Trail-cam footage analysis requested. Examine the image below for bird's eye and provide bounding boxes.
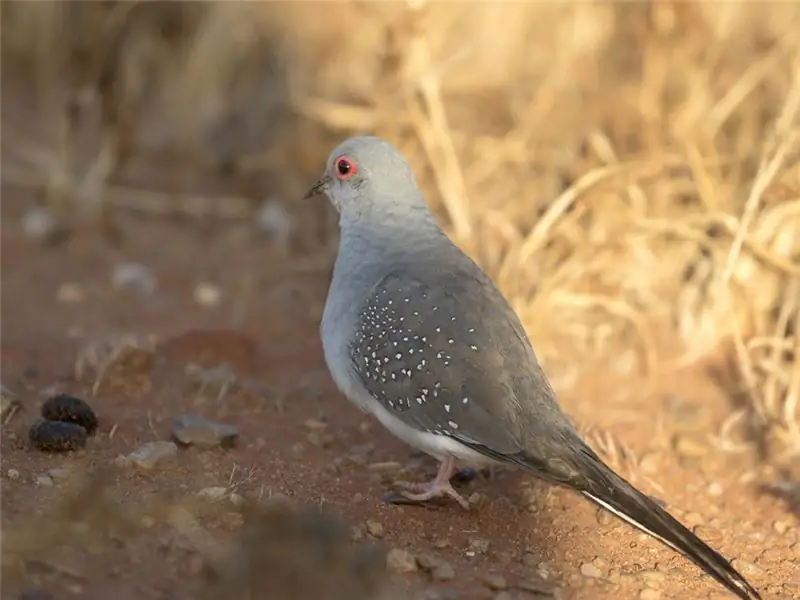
[334,155,357,181]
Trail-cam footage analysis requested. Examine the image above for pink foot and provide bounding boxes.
[392,456,471,509]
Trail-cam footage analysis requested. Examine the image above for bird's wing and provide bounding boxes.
[348,264,543,456]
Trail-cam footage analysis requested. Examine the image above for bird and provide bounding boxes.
[305,135,762,600]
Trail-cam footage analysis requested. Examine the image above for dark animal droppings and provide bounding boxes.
[41,393,98,434]
[29,419,87,452]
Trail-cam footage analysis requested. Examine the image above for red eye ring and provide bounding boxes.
[333,155,357,181]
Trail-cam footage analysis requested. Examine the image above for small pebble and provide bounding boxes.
[683,512,704,527]
[580,562,602,578]
[639,589,662,600]
[773,520,789,535]
[41,393,98,434]
[35,475,53,487]
[432,562,456,581]
[483,573,507,590]
[1,384,21,419]
[366,519,385,539]
[596,508,615,526]
[57,282,85,303]
[47,467,71,483]
[730,558,763,576]
[349,525,365,542]
[196,487,228,502]
[29,419,87,452]
[194,283,222,307]
[386,548,417,574]
[229,493,244,507]
[468,537,490,554]
[707,482,723,496]
[22,207,59,243]
[171,414,239,448]
[111,263,157,294]
[7,468,20,481]
[122,441,178,469]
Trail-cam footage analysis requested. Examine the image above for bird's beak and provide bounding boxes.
[303,174,332,199]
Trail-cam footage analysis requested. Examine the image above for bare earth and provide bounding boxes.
[1,192,798,600]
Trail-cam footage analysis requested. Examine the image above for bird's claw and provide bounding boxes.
[390,479,471,510]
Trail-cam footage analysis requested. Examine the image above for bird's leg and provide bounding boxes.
[392,456,471,509]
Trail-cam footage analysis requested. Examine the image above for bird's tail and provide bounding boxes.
[512,447,761,600]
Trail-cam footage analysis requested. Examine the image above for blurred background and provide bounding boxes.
[1,1,799,598]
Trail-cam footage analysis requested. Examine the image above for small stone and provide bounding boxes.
[194,283,222,307]
[291,442,305,456]
[640,569,666,587]
[57,282,85,303]
[773,520,789,535]
[124,441,178,469]
[692,525,721,542]
[580,562,602,578]
[229,493,244,507]
[7,468,20,481]
[111,263,157,294]
[730,558,763,576]
[349,525,365,542]
[41,393,98,434]
[196,487,228,502]
[22,207,59,243]
[707,482,723,496]
[483,573,507,590]
[673,434,708,458]
[468,492,483,506]
[140,516,156,528]
[171,414,239,448]
[366,519,385,539]
[596,508,615,526]
[639,589,662,600]
[29,419,87,452]
[386,548,417,574]
[683,512,704,527]
[303,418,328,431]
[47,467,71,482]
[35,475,53,487]
[432,562,456,581]
[1,384,21,419]
[417,553,456,582]
[468,537,490,554]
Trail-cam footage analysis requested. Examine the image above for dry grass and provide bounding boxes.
[1,1,798,463]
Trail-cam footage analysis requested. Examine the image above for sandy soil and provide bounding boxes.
[1,187,798,600]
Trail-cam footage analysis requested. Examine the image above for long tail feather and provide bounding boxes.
[519,450,761,600]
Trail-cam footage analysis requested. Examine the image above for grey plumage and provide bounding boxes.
[308,136,761,600]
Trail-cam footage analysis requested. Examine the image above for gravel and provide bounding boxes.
[119,441,178,469]
[386,548,418,574]
[171,414,239,448]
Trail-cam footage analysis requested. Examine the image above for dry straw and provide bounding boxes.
[1,1,799,462]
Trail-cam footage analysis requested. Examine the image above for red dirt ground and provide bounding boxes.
[1,186,798,600]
